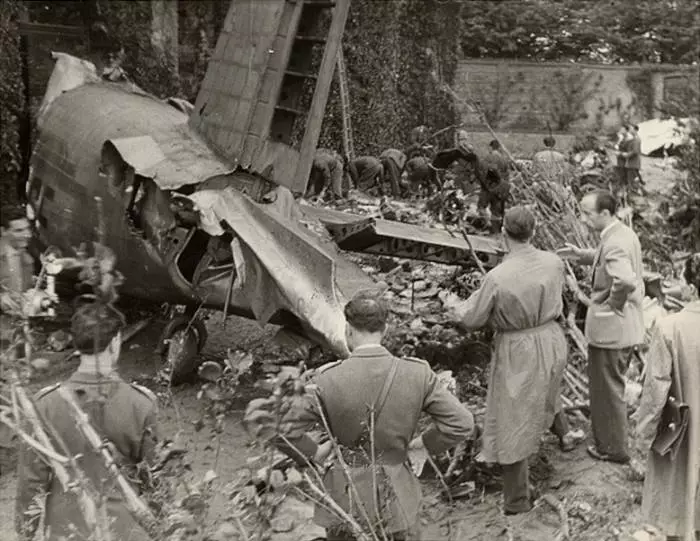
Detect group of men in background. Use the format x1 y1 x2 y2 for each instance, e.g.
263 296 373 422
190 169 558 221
306 125 515 233
307 122 647 238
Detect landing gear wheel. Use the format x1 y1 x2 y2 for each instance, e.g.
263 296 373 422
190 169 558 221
156 316 208 385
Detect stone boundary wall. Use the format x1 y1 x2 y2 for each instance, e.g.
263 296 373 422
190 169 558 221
454 59 696 134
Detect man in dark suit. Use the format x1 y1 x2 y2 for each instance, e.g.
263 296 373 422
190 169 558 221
558 190 644 463
620 124 642 187
246 291 474 540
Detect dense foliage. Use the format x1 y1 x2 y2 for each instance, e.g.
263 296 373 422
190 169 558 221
460 0 700 65
659 80 700 250
318 0 463 154
0 0 24 201
1 0 698 203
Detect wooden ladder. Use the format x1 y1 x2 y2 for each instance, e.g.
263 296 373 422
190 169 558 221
270 0 342 145
336 46 354 160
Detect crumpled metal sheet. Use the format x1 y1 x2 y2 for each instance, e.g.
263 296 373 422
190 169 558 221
188 188 352 358
106 136 168 176
39 53 232 192
104 122 232 191
638 117 697 155
37 52 100 127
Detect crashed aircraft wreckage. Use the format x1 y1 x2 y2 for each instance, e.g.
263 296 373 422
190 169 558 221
26 0 502 381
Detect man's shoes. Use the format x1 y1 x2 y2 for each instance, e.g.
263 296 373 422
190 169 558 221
586 445 630 464
504 504 533 516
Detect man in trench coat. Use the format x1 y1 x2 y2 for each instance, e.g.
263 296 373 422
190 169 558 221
558 190 644 463
633 253 700 541
443 206 581 514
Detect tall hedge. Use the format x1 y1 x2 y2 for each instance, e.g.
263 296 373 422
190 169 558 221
0 0 462 201
318 0 463 155
0 0 24 203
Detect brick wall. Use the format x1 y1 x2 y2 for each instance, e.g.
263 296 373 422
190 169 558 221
464 130 578 159
454 59 696 134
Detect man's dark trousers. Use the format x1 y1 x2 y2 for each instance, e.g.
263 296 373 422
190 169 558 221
588 345 631 460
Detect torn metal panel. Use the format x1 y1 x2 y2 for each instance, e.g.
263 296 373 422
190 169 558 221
302 206 505 269
189 0 290 168
37 52 100 127
188 0 352 194
38 81 232 191
189 188 373 357
105 136 167 175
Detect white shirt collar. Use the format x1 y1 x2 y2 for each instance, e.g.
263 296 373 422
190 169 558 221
601 219 618 238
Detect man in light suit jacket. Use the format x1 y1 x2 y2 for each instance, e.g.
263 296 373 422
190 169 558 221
558 190 644 463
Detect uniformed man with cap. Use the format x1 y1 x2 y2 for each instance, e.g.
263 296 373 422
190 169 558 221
16 301 159 541
246 291 474 540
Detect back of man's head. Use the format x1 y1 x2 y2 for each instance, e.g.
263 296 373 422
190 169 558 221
71 302 125 354
344 291 388 333
590 189 618 216
489 139 501 151
1 204 27 229
543 136 556 148
503 205 536 242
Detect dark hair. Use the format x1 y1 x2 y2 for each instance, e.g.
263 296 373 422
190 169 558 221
71 302 125 354
503 206 535 242
684 253 700 291
1 204 27 228
590 190 618 216
543 136 556 148
489 139 500 150
344 291 388 333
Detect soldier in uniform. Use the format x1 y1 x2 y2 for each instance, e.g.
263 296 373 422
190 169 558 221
405 125 435 160
308 149 346 201
347 155 383 194
246 291 474 540
475 140 512 233
379 148 407 197
16 302 159 541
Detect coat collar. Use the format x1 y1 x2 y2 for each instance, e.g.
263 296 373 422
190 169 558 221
349 344 391 359
69 370 121 384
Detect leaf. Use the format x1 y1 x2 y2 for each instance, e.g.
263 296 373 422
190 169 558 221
198 361 223 382
270 516 295 533
285 467 303 486
269 469 285 489
202 469 218 485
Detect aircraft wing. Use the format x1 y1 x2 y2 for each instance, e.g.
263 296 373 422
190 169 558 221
188 187 373 358
300 206 504 269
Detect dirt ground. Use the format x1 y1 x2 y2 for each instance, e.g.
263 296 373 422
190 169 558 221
0 313 650 541
0 157 679 540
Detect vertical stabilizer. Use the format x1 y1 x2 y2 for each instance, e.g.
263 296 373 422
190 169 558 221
189 0 351 193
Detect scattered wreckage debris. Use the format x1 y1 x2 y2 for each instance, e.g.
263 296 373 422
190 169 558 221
28 53 506 383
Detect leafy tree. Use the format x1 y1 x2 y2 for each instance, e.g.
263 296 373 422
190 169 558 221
319 0 463 155
461 0 700 64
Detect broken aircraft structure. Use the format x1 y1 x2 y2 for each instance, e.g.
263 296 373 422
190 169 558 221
27 0 503 380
